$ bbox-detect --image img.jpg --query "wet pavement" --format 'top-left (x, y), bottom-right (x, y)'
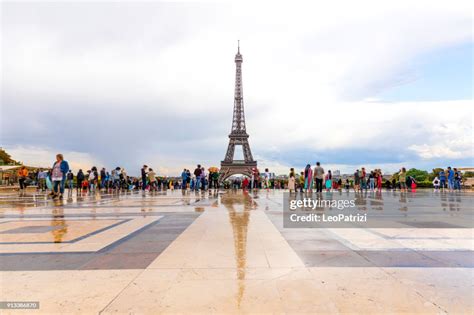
top-left (0, 189), bottom-right (473, 314)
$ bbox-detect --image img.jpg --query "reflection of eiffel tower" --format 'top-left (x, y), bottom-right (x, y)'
top-left (220, 42), bottom-right (257, 182)
top-left (221, 192), bottom-right (256, 308)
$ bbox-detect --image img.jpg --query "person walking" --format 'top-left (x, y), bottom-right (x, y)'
top-left (18, 166), bottom-right (28, 191)
top-left (304, 164), bottom-right (313, 193)
top-left (50, 154), bottom-right (69, 199)
top-left (313, 162), bottom-right (324, 193)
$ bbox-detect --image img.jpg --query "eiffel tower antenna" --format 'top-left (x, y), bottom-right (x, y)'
top-left (220, 42), bottom-right (257, 181)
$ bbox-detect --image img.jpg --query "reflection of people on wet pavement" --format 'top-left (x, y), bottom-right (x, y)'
top-left (51, 209), bottom-right (68, 243)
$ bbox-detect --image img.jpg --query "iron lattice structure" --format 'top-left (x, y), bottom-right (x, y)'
top-left (220, 43), bottom-right (257, 181)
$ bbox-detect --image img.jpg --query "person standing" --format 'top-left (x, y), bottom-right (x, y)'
top-left (141, 165), bottom-right (148, 191)
top-left (121, 168), bottom-right (127, 188)
top-left (110, 168), bottom-right (117, 190)
top-left (325, 170), bottom-right (332, 192)
top-left (345, 179), bottom-right (350, 191)
top-left (194, 165), bottom-right (202, 191)
top-left (251, 167), bottom-right (258, 190)
top-left (399, 167), bottom-right (407, 192)
top-left (200, 166), bottom-right (206, 191)
top-left (369, 171), bottom-right (375, 191)
top-left (288, 168), bottom-right (296, 194)
top-left (295, 171), bottom-right (302, 193)
top-left (264, 168), bottom-right (271, 189)
top-left (76, 169), bottom-right (84, 193)
top-left (148, 168), bottom-right (157, 192)
top-left (66, 170), bottom-right (74, 191)
top-left (186, 169), bottom-right (191, 189)
top-left (100, 168), bottom-right (106, 189)
top-left (50, 154), bottom-right (69, 199)
top-left (18, 166), bottom-right (28, 191)
top-left (37, 169), bottom-right (48, 191)
top-left (454, 168), bottom-right (462, 190)
top-left (88, 168), bottom-right (97, 193)
top-left (439, 169), bottom-right (446, 190)
top-left (447, 167), bottom-right (454, 191)
top-left (304, 164), bottom-right (313, 193)
top-left (353, 169), bottom-right (360, 192)
top-left (181, 169), bottom-right (188, 190)
top-left (313, 162), bottom-right (324, 193)
top-left (376, 169), bottom-right (383, 191)
top-left (361, 167), bottom-right (367, 191)
top-left (242, 177), bottom-right (249, 190)
top-left (211, 171), bottom-right (219, 190)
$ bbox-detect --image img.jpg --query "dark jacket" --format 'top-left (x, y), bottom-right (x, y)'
top-left (194, 168), bottom-right (202, 177)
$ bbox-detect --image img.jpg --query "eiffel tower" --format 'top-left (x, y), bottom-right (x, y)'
top-left (220, 42), bottom-right (257, 181)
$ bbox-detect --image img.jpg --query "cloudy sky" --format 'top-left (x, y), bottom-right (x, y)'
top-left (1, 1), bottom-right (473, 175)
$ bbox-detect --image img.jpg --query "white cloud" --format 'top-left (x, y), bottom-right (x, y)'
top-left (1, 1), bottom-right (472, 175)
top-left (5, 145), bottom-right (104, 172)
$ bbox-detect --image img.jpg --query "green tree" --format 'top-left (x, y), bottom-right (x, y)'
top-left (406, 168), bottom-right (429, 182)
top-left (463, 171), bottom-right (474, 178)
top-left (0, 148), bottom-right (20, 165)
top-left (429, 168), bottom-right (444, 181)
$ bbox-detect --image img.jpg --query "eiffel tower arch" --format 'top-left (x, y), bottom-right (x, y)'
top-left (220, 42), bottom-right (257, 182)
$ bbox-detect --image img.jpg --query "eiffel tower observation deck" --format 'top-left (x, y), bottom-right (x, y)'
top-left (220, 42), bottom-right (257, 181)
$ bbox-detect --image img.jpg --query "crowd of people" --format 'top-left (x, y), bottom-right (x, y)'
top-left (431, 167), bottom-right (464, 191)
top-left (14, 154), bottom-right (466, 198)
top-left (288, 163), bottom-right (464, 194)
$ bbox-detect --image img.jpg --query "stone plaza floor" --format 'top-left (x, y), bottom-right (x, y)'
top-left (0, 189), bottom-right (472, 314)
